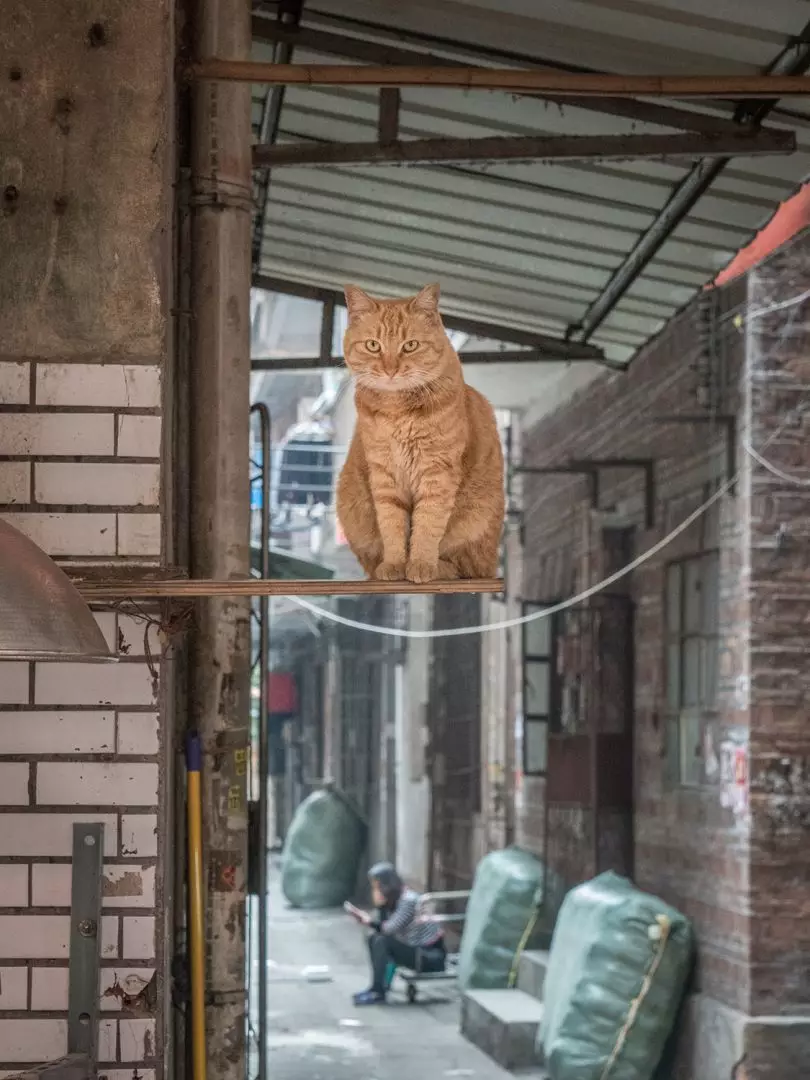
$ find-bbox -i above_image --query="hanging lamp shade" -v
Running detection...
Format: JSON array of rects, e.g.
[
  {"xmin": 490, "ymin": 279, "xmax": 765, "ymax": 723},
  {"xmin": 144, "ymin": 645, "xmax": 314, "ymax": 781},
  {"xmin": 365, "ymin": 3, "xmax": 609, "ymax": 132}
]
[{"xmin": 0, "ymin": 518, "xmax": 113, "ymax": 661}]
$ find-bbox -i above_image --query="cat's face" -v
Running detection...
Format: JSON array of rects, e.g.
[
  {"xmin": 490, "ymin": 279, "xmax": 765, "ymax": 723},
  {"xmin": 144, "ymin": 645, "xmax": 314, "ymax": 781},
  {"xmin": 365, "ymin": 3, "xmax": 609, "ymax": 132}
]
[{"xmin": 342, "ymin": 284, "xmax": 454, "ymax": 392}]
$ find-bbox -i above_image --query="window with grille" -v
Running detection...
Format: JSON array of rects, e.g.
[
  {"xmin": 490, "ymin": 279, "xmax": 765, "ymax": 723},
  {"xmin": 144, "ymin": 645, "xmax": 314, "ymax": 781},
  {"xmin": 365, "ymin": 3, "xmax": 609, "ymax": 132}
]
[
  {"xmin": 665, "ymin": 551, "xmax": 720, "ymax": 786},
  {"xmin": 521, "ymin": 604, "xmax": 558, "ymax": 777}
]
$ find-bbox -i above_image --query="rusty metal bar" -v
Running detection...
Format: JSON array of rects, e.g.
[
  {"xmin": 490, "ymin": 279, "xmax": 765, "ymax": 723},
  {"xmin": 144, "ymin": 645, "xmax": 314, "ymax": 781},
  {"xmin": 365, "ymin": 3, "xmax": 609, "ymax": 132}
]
[
  {"xmin": 253, "ymin": 128, "xmax": 796, "ymax": 168},
  {"xmin": 189, "ymin": 0, "xmax": 253, "ymax": 1068},
  {"xmin": 250, "ymin": 17, "xmax": 750, "ymax": 136},
  {"xmin": 76, "ymin": 578, "xmax": 505, "ymax": 600},
  {"xmin": 190, "ymin": 60, "xmax": 810, "ymax": 97}
]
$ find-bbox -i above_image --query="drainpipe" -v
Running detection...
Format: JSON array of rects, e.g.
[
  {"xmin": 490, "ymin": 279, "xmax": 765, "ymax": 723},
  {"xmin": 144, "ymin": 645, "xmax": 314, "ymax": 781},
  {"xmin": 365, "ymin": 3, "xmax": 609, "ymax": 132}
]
[{"xmin": 188, "ymin": 0, "xmax": 253, "ymax": 1073}]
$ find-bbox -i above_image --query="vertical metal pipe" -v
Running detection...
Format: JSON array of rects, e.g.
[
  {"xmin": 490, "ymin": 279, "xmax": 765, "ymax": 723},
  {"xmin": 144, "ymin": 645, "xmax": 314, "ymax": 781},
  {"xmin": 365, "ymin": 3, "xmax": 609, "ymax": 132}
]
[
  {"xmin": 189, "ymin": 0, "xmax": 252, "ymax": 1072},
  {"xmin": 250, "ymin": 402, "xmax": 271, "ymax": 1080}
]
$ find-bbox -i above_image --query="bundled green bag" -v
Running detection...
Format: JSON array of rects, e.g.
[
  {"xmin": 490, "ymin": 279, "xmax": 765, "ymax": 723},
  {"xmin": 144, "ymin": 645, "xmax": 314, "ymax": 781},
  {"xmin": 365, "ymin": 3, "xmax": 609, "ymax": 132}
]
[
  {"xmin": 458, "ymin": 847, "xmax": 561, "ymax": 990},
  {"xmin": 281, "ymin": 788, "xmax": 365, "ymax": 909},
  {"xmin": 540, "ymin": 872, "xmax": 694, "ymax": 1080}
]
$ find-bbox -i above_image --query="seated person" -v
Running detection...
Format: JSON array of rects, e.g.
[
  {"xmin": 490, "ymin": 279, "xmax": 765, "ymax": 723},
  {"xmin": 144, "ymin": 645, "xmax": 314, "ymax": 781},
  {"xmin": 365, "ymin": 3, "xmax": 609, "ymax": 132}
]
[{"xmin": 348, "ymin": 861, "xmax": 445, "ymax": 1006}]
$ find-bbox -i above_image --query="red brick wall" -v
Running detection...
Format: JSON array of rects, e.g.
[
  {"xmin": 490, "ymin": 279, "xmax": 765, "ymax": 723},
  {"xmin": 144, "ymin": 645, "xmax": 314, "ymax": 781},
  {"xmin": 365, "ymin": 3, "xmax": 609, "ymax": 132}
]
[{"xmin": 517, "ymin": 273, "xmax": 753, "ymax": 1011}]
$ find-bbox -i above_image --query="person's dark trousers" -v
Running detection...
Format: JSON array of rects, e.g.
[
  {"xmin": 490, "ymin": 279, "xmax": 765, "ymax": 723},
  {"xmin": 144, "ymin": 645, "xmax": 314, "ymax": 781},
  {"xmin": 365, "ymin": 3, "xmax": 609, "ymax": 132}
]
[{"xmin": 368, "ymin": 932, "xmax": 445, "ymax": 994}]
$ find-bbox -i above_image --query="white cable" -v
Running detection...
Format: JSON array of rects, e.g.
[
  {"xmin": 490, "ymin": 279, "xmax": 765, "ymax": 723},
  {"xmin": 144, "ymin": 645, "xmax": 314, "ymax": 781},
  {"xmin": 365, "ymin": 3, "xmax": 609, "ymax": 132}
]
[
  {"xmin": 744, "ymin": 440, "xmax": 810, "ymax": 486},
  {"xmin": 287, "ymin": 478, "xmax": 732, "ymax": 639},
  {"xmin": 745, "ymin": 285, "xmax": 810, "ymax": 324}
]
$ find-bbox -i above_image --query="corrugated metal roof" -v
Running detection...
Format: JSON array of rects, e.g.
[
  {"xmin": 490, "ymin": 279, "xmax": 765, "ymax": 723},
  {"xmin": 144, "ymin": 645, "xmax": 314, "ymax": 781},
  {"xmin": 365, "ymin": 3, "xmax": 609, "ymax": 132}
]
[{"xmin": 251, "ymin": 0, "xmax": 810, "ymax": 367}]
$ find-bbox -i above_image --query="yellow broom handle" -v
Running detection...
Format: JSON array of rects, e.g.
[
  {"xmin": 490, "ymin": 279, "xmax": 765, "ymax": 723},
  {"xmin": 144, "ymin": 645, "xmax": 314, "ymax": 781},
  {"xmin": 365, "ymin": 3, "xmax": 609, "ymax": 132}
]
[{"xmin": 186, "ymin": 733, "xmax": 207, "ymax": 1080}]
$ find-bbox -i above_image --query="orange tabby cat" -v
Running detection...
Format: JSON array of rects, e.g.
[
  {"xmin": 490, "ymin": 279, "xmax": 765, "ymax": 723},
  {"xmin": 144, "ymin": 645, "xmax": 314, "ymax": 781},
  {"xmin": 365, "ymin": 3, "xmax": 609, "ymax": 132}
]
[{"xmin": 337, "ymin": 283, "xmax": 504, "ymax": 583}]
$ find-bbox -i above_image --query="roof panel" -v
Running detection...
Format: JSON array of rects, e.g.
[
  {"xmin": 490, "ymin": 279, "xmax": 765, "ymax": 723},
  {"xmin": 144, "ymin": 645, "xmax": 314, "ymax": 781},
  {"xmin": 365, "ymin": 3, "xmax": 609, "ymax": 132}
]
[{"xmin": 253, "ymin": 1, "xmax": 810, "ymax": 367}]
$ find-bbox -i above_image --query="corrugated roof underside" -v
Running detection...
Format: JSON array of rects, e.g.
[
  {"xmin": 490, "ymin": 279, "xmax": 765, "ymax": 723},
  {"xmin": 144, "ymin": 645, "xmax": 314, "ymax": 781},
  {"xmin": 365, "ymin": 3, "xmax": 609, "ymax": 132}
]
[{"xmin": 252, "ymin": 0, "xmax": 810, "ymax": 366}]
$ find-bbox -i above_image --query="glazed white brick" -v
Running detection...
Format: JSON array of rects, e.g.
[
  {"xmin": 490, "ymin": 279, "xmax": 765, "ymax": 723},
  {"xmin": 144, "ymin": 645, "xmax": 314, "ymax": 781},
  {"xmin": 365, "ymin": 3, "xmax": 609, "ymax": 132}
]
[
  {"xmin": 37, "ymin": 762, "xmax": 158, "ymax": 806},
  {"xmin": 104, "ymin": 1072, "xmax": 155, "ymax": 1080},
  {"xmin": 121, "ymin": 815, "xmax": 158, "ymax": 858},
  {"xmin": 0, "ymin": 361, "xmax": 29, "ymax": 405},
  {"xmin": 0, "ymin": 662, "xmax": 30, "ymax": 705},
  {"xmin": 0, "ymin": 966, "xmax": 28, "ymax": 1009},
  {"xmin": 0, "ymin": 711, "xmax": 115, "ymax": 754},
  {"xmin": 0, "ymin": 915, "xmax": 69, "ymax": 958},
  {"xmin": 35, "ymin": 661, "xmax": 156, "ymax": 706},
  {"xmin": 118, "ymin": 712, "xmax": 159, "ymax": 756},
  {"xmin": 0, "ymin": 864, "xmax": 28, "ymax": 907},
  {"xmin": 119, "ymin": 1017, "xmax": 156, "ymax": 1061},
  {"xmin": 117, "ymin": 415, "xmax": 161, "ymax": 458},
  {"xmin": 101, "ymin": 967, "xmax": 156, "ymax": 1009},
  {"xmin": 101, "ymin": 915, "xmax": 119, "ymax": 958},
  {"xmin": 0, "ymin": 414, "xmax": 113, "ymax": 456},
  {"xmin": 1, "ymin": 512, "xmax": 116, "ymax": 556},
  {"xmin": 0, "ymin": 762, "xmax": 30, "ymax": 805},
  {"xmin": 117, "ymin": 513, "xmax": 161, "ymax": 556},
  {"xmin": 123, "ymin": 917, "xmax": 155, "ymax": 959},
  {"xmin": 94, "ymin": 612, "xmax": 117, "ymax": 650},
  {"xmin": 0, "ymin": 462, "xmax": 30, "ymax": 504},
  {"xmin": 35, "ymin": 463, "xmax": 159, "ymax": 506},
  {"xmin": 31, "ymin": 966, "xmax": 69, "ymax": 1011},
  {"xmin": 32, "ymin": 863, "xmax": 155, "ymax": 909},
  {"xmin": 98, "ymin": 1019, "xmax": 118, "ymax": 1063},
  {"xmin": 0, "ymin": 1019, "xmax": 67, "ymax": 1061},
  {"xmin": 0, "ymin": 813, "xmax": 117, "ymax": 857},
  {"xmin": 37, "ymin": 364, "xmax": 160, "ymax": 408},
  {"xmin": 116, "ymin": 615, "xmax": 161, "ymax": 658}
]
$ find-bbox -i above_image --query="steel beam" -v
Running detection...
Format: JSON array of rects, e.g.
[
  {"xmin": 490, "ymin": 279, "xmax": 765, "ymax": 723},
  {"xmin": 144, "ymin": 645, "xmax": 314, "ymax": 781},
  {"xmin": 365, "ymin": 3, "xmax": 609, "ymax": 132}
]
[
  {"xmin": 568, "ymin": 458, "xmax": 656, "ymax": 528},
  {"xmin": 253, "ymin": 129, "xmax": 795, "ymax": 168},
  {"xmin": 189, "ymin": 0, "xmax": 253, "ymax": 1070},
  {"xmin": 250, "ymin": 17, "xmax": 756, "ymax": 137},
  {"xmin": 568, "ymin": 21, "xmax": 810, "ymax": 344},
  {"xmin": 192, "ymin": 60, "xmax": 810, "ymax": 98},
  {"xmin": 68, "ymin": 824, "xmax": 104, "ymax": 1062},
  {"xmin": 251, "ymin": 273, "xmax": 610, "ymax": 363}
]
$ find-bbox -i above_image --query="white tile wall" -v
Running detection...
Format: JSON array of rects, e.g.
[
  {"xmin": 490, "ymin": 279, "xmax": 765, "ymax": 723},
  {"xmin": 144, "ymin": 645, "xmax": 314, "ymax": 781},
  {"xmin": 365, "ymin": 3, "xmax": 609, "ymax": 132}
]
[
  {"xmin": 0, "ymin": 865, "xmax": 28, "ymax": 907},
  {"xmin": 36, "ymin": 364, "xmax": 160, "ymax": 408},
  {"xmin": 0, "ymin": 814, "xmax": 118, "ymax": 857},
  {"xmin": 0, "ymin": 663, "xmax": 30, "ymax": 704},
  {"xmin": 37, "ymin": 762, "xmax": 159, "ymax": 806},
  {"xmin": 117, "ymin": 712, "xmax": 160, "ymax": 756},
  {"xmin": 123, "ymin": 917, "xmax": 156, "ymax": 959},
  {"xmin": 2, "ymin": 513, "xmax": 117, "ymax": 556},
  {"xmin": 35, "ymin": 662, "xmax": 156, "ymax": 706},
  {"xmin": 0, "ymin": 916, "xmax": 70, "ymax": 958},
  {"xmin": 31, "ymin": 967, "xmax": 69, "ymax": 1011},
  {"xmin": 117, "ymin": 513, "xmax": 161, "ymax": 556},
  {"xmin": 0, "ymin": 711, "xmax": 116, "ymax": 754},
  {"xmin": 121, "ymin": 815, "xmax": 158, "ymax": 858},
  {"xmin": 0, "ymin": 762, "xmax": 30, "ymax": 805},
  {"xmin": 31, "ymin": 863, "xmax": 155, "ymax": 909},
  {"xmin": 0, "ymin": 1019, "xmax": 67, "ymax": 1062},
  {"xmin": 0, "ymin": 967, "xmax": 29, "ymax": 1009}
]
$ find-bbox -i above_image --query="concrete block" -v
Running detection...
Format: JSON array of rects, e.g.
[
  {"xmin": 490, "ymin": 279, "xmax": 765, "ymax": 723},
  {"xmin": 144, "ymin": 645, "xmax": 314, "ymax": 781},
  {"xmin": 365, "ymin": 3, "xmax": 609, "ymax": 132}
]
[
  {"xmin": 461, "ymin": 988, "xmax": 544, "ymax": 1071},
  {"xmin": 517, "ymin": 949, "xmax": 550, "ymax": 1001}
]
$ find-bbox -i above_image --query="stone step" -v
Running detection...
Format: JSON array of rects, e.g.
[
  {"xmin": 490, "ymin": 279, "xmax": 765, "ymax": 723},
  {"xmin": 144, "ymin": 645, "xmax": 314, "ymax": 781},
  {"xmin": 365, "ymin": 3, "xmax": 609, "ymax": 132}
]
[
  {"xmin": 461, "ymin": 989, "xmax": 545, "ymax": 1072},
  {"xmin": 516, "ymin": 949, "xmax": 551, "ymax": 1002}
]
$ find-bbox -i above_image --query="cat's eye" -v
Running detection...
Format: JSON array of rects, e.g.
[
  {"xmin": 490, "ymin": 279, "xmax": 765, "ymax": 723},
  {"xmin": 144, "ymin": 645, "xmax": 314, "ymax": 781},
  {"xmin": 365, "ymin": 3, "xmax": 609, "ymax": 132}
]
[
  {"xmin": 365, "ymin": 339, "xmax": 381, "ymax": 353},
  {"xmin": 402, "ymin": 340, "xmax": 420, "ymax": 353}
]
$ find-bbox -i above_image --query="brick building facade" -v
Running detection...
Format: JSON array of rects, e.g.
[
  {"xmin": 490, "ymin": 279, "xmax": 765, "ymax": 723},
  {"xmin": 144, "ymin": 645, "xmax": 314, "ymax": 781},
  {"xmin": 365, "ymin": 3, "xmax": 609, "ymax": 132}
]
[{"xmin": 499, "ymin": 230, "xmax": 810, "ymax": 1078}]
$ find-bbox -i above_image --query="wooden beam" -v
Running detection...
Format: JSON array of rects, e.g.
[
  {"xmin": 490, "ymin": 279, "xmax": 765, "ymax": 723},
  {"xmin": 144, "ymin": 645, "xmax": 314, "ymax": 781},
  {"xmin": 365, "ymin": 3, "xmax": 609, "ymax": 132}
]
[
  {"xmin": 251, "ymin": 348, "xmax": 603, "ymax": 370},
  {"xmin": 254, "ymin": 129, "xmax": 795, "ymax": 168},
  {"xmin": 249, "ymin": 19, "xmax": 759, "ymax": 137},
  {"xmin": 75, "ymin": 577, "xmax": 505, "ymax": 599},
  {"xmin": 191, "ymin": 60, "xmax": 810, "ymax": 98},
  {"xmin": 378, "ymin": 87, "xmax": 400, "ymax": 145}
]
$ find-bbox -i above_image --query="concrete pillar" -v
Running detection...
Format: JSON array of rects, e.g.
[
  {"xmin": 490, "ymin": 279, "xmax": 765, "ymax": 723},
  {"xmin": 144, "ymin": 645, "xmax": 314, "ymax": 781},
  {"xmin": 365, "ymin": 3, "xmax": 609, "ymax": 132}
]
[{"xmin": 187, "ymin": 0, "xmax": 252, "ymax": 1073}]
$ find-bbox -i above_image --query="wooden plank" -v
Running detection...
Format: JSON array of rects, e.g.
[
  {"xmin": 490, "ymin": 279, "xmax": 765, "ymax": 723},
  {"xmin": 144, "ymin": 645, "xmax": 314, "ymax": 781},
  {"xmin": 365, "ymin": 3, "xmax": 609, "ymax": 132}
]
[
  {"xmin": 190, "ymin": 60, "xmax": 810, "ymax": 98},
  {"xmin": 377, "ymin": 87, "xmax": 400, "ymax": 145},
  {"xmin": 253, "ymin": 129, "xmax": 796, "ymax": 168},
  {"xmin": 75, "ymin": 577, "xmax": 505, "ymax": 599}
]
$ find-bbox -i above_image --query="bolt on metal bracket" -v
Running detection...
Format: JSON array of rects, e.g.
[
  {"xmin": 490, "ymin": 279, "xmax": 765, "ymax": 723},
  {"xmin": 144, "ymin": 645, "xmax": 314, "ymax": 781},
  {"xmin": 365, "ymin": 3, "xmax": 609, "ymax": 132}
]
[{"xmin": 68, "ymin": 823, "xmax": 104, "ymax": 1062}]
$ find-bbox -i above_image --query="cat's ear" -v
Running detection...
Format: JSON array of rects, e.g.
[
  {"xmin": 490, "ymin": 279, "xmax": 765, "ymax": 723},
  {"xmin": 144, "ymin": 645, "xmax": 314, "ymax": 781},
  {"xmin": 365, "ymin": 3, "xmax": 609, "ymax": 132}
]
[
  {"xmin": 344, "ymin": 285, "xmax": 378, "ymax": 319},
  {"xmin": 410, "ymin": 283, "xmax": 441, "ymax": 314}
]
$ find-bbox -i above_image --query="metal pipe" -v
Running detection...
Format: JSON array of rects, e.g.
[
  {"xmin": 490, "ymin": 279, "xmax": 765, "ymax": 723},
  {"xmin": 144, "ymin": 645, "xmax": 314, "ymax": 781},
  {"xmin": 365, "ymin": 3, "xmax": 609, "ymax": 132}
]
[
  {"xmin": 188, "ymin": 0, "xmax": 252, "ymax": 1070},
  {"xmin": 250, "ymin": 402, "xmax": 272, "ymax": 1080},
  {"xmin": 186, "ymin": 734, "xmax": 207, "ymax": 1080}
]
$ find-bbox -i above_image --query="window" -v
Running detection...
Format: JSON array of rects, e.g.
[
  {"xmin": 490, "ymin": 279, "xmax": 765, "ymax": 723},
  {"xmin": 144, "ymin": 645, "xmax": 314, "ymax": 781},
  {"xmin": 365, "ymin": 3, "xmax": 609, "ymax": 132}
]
[
  {"xmin": 665, "ymin": 552, "xmax": 719, "ymax": 786},
  {"xmin": 521, "ymin": 604, "xmax": 558, "ymax": 776}
]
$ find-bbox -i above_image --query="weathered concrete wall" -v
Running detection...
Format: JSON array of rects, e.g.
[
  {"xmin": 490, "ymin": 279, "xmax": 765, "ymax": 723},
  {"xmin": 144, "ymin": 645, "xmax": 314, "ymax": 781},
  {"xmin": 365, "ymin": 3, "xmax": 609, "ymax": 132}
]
[{"xmin": 0, "ymin": 1, "xmax": 173, "ymax": 1074}]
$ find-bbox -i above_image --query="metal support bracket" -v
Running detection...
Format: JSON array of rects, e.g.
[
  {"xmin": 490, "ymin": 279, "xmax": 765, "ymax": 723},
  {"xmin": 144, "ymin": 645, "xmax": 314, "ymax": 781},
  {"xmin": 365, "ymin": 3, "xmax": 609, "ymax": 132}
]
[
  {"xmin": 567, "ymin": 458, "xmax": 656, "ymax": 528},
  {"xmin": 651, "ymin": 414, "xmax": 737, "ymax": 494},
  {"xmin": 513, "ymin": 465, "xmax": 601, "ymax": 510},
  {"xmin": 68, "ymin": 823, "xmax": 104, "ymax": 1061}
]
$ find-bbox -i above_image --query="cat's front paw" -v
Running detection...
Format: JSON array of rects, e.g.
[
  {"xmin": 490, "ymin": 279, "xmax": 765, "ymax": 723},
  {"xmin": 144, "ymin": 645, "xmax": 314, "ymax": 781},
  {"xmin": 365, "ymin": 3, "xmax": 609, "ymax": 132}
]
[
  {"xmin": 375, "ymin": 561, "xmax": 406, "ymax": 581},
  {"xmin": 406, "ymin": 559, "xmax": 439, "ymax": 584}
]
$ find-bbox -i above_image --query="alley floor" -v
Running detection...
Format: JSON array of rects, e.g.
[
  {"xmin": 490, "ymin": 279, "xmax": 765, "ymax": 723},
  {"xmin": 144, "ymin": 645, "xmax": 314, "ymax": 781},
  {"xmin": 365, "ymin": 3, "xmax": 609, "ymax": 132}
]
[{"xmin": 249, "ymin": 868, "xmax": 515, "ymax": 1080}]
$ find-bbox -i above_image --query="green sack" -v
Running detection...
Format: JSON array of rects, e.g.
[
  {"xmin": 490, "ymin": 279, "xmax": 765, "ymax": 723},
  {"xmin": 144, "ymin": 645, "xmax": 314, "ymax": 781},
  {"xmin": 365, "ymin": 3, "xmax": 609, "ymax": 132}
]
[
  {"xmin": 458, "ymin": 847, "xmax": 560, "ymax": 990},
  {"xmin": 540, "ymin": 871, "xmax": 694, "ymax": 1080},
  {"xmin": 281, "ymin": 788, "xmax": 365, "ymax": 910}
]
